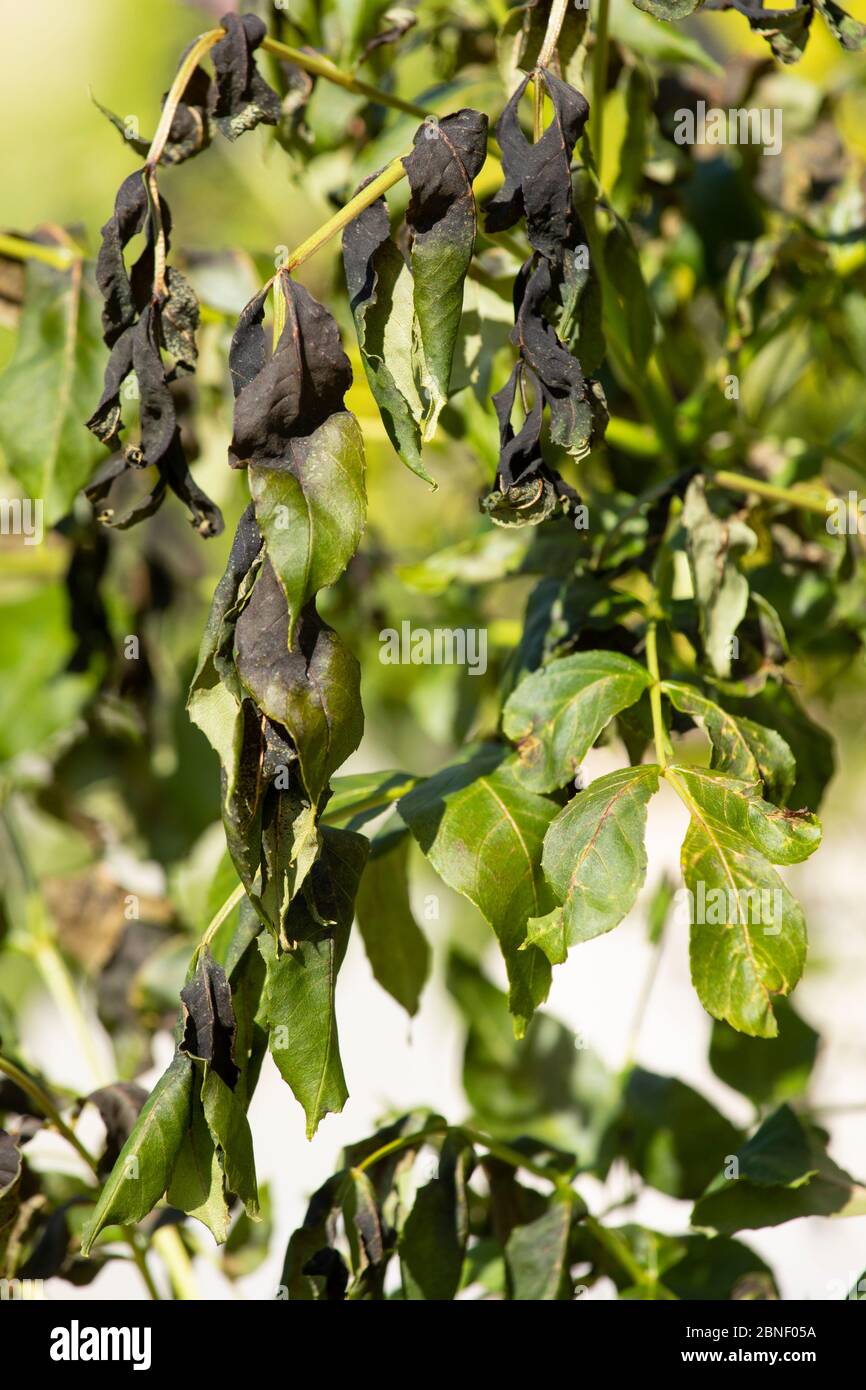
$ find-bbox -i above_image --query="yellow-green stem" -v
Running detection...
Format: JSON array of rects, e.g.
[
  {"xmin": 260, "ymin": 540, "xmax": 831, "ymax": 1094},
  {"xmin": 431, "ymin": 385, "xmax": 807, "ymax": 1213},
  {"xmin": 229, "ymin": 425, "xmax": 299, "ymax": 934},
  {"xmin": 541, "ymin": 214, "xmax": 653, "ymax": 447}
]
[
  {"xmin": 711, "ymin": 469, "xmax": 830, "ymax": 517},
  {"xmin": 146, "ymin": 29, "xmax": 223, "ymax": 169},
  {"xmin": 262, "ymin": 36, "xmax": 427, "ymax": 120},
  {"xmin": 0, "ymin": 232, "xmax": 80, "ymax": 270},
  {"xmin": 197, "ymin": 880, "xmax": 246, "ymax": 957},
  {"xmin": 645, "ymin": 619, "xmax": 667, "ymax": 768},
  {"xmin": 151, "ymin": 1225, "xmax": 200, "ymax": 1300},
  {"xmin": 284, "ymin": 156, "xmax": 408, "ymax": 272},
  {"xmin": 533, "ymin": 0, "xmax": 570, "ymax": 140}
]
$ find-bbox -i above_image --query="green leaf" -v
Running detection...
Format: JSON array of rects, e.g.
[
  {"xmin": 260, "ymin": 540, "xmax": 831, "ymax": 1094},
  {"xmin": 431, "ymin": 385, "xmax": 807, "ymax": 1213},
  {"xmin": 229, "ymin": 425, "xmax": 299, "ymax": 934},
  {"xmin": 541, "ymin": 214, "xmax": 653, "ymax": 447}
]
[
  {"xmin": 200, "ymin": 1068, "xmax": 259, "ymax": 1218},
  {"xmin": 396, "ymin": 527, "xmax": 530, "ymax": 595},
  {"xmin": 615, "ymin": 1067, "xmax": 744, "ymax": 1200},
  {"xmin": 400, "ymin": 746, "xmax": 557, "ymax": 1033},
  {"xmin": 667, "ymin": 764, "xmax": 818, "ymax": 1038},
  {"xmin": 81, "ymin": 1052, "xmax": 192, "ymax": 1253},
  {"xmin": 249, "ymin": 411, "xmax": 366, "ymax": 646},
  {"xmin": 663, "ymin": 680, "xmax": 795, "ymax": 805},
  {"xmin": 718, "ymin": 684, "xmax": 834, "ymax": 813},
  {"xmin": 538, "ymin": 765, "xmax": 659, "ymax": 959},
  {"xmin": 354, "ymin": 815, "xmax": 430, "ymax": 1016},
  {"xmin": 682, "ymin": 477, "xmax": 756, "ymax": 679},
  {"xmin": 324, "ymin": 769, "xmax": 418, "ymax": 828},
  {"xmin": 187, "ymin": 505, "xmax": 262, "ymax": 771},
  {"xmin": 0, "ymin": 258, "xmax": 105, "ymax": 524},
  {"xmin": 692, "ymin": 1106, "xmax": 866, "ymax": 1234},
  {"xmin": 609, "ymin": 0, "xmax": 721, "ymax": 74},
  {"xmin": 258, "ymin": 827, "xmax": 368, "ymax": 1137},
  {"xmin": 670, "ymin": 765, "xmax": 821, "ymax": 865},
  {"xmin": 633, "ymin": 0, "xmax": 703, "ymax": 18},
  {"xmin": 505, "ymin": 1200, "xmax": 572, "ymax": 1300},
  {"xmin": 709, "ymin": 999, "xmax": 819, "ymax": 1107},
  {"xmin": 502, "ymin": 651, "xmax": 652, "ymax": 793},
  {"xmin": 399, "ymin": 1135, "xmax": 472, "ymax": 1300},
  {"xmin": 166, "ymin": 1092, "xmax": 231, "ymax": 1244}
]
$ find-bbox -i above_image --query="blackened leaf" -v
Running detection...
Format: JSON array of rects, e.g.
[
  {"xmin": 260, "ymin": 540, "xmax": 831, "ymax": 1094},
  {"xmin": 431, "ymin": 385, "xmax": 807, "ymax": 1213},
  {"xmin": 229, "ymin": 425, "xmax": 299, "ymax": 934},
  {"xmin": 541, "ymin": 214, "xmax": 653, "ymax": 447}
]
[
  {"xmin": 400, "ymin": 1136, "xmax": 473, "ymax": 1300},
  {"xmin": 228, "ymin": 284, "xmax": 269, "ymax": 397},
  {"xmin": 93, "ymin": 67, "xmax": 213, "ymax": 165},
  {"xmin": 259, "ymin": 827, "xmax": 368, "ymax": 1137},
  {"xmin": 234, "ymin": 562, "xmax": 363, "ymax": 806},
  {"xmin": 167, "ymin": 1090, "xmax": 231, "ymax": 1243},
  {"xmin": 514, "ymin": 260, "xmax": 606, "ymax": 460},
  {"xmin": 486, "ymin": 70, "xmax": 589, "ymax": 260},
  {"xmin": 354, "ymin": 815, "xmax": 430, "ymax": 1016},
  {"xmin": 84, "ymin": 1083, "xmax": 148, "ymax": 1174},
  {"xmin": 210, "ymin": 12, "xmax": 281, "ymax": 140},
  {"xmin": 503, "ymin": 651, "xmax": 652, "ymax": 793},
  {"xmin": 538, "ymin": 765, "xmax": 660, "ymax": 960},
  {"xmin": 342, "ymin": 1168, "xmax": 384, "ymax": 1278},
  {"xmin": 160, "ymin": 267, "xmax": 199, "ymax": 372},
  {"xmin": 187, "ymin": 503, "xmax": 263, "ymax": 769},
  {"xmin": 222, "ymin": 698, "xmax": 266, "ymax": 910},
  {"xmin": 343, "ymin": 194, "xmax": 430, "ymax": 483},
  {"xmin": 85, "ymin": 324, "xmax": 134, "ymax": 446},
  {"xmin": 161, "ymin": 430, "xmax": 224, "ymax": 538},
  {"xmin": 80, "ymin": 1052, "xmax": 192, "ymax": 1253},
  {"xmin": 280, "ymin": 1172, "xmax": 344, "ymax": 1299},
  {"xmin": 692, "ymin": 1106, "xmax": 866, "ymax": 1234},
  {"xmin": 709, "ymin": 1000, "xmax": 819, "ymax": 1107},
  {"xmin": 505, "ymin": 1200, "xmax": 572, "ymax": 1300},
  {"xmin": 230, "ymin": 278, "xmax": 353, "ymax": 471},
  {"xmin": 400, "ymin": 745, "xmax": 555, "ymax": 1034},
  {"xmin": 403, "ymin": 109, "xmax": 488, "ymax": 437},
  {"xmin": 0, "ymin": 257, "xmax": 105, "ymax": 524},
  {"xmin": 94, "ymin": 169, "xmax": 149, "ymax": 343},
  {"xmin": 180, "ymin": 948, "xmax": 240, "ymax": 1090},
  {"xmin": 249, "ymin": 411, "xmax": 366, "ymax": 645}
]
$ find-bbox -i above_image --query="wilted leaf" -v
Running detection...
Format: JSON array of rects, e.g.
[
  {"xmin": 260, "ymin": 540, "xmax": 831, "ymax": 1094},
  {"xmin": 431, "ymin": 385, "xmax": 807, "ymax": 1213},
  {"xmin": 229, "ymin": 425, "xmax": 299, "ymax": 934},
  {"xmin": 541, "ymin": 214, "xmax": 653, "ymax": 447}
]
[{"xmin": 234, "ymin": 561, "xmax": 363, "ymax": 807}]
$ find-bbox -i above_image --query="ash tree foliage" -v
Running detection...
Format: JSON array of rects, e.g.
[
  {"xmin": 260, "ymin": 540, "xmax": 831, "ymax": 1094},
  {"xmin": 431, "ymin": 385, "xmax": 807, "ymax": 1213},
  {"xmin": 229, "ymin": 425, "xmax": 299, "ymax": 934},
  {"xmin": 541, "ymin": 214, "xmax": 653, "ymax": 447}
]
[{"xmin": 0, "ymin": 0, "xmax": 865, "ymax": 1302}]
